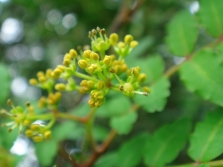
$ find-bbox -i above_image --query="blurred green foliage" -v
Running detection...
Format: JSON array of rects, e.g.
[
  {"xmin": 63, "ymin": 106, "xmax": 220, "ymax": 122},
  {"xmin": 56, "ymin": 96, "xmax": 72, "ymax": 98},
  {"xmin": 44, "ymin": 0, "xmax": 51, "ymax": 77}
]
[{"xmin": 1, "ymin": 0, "xmax": 223, "ymax": 167}]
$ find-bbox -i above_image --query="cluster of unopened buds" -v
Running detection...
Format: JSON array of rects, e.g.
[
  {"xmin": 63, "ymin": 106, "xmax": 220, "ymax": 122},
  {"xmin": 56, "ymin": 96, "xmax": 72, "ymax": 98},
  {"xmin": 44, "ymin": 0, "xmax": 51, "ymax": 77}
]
[
  {"xmin": 1, "ymin": 27, "xmax": 150, "ymax": 142},
  {"xmin": 49, "ymin": 27, "xmax": 150, "ymax": 107},
  {"xmin": 1, "ymin": 100, "xmax": 54, "ymax": 142}
]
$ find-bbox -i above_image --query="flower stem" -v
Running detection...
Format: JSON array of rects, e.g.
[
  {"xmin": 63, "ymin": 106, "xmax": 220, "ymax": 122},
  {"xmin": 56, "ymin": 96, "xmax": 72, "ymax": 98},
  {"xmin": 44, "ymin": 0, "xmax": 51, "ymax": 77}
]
[{"xmin": 74, "ymin": 72, "xmax": 99, "ymax": 82}]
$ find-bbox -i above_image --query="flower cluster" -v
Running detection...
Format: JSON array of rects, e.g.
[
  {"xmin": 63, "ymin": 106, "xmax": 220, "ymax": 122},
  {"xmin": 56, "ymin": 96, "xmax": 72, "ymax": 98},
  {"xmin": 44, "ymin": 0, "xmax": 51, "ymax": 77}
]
[
  {"xmin": 29, "ymin": 27, "xmax": 150, "ymax": 108},
  {"xmin": 1, "ymin": 27, "xmax": 150, "ymax": 143},
  {"xmin": 1, "ymin": 100, "xmax": 54, "ymax": 142}
]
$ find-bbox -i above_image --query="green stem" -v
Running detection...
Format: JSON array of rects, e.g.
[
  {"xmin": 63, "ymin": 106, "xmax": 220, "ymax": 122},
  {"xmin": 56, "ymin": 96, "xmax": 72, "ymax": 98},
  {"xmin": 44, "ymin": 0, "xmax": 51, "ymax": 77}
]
[
  {"xmin": 85, "ymin": 108, "xmax": 97, "ymax": 151},
  {"xmin": 45, "ymin": 117, "xmax": 56, "ymax": 129},
  {"xmin": 111, "ymin": 85, "xmax": 121, "ymax": 92},
  {"xmin": 57, "ymin": 112, "xmax": 87, "ymax": 123},
  {"xmin": 28, "ymin": 113, "xmax": 53, "ymax": 120},
  {"xmin": 74, "ymin": 72, "xmax": 99, "ymax": 82},
  {"xmin": 168, "ymin": 159, "xmax": 223, "ymax": 167},
  {"xmin": 100, "ymin": 50, "xmax": 105, "ymax": 59},
  {"xmin": 97, "ymin": 72, "xmax": 107, "ymax": 81}
]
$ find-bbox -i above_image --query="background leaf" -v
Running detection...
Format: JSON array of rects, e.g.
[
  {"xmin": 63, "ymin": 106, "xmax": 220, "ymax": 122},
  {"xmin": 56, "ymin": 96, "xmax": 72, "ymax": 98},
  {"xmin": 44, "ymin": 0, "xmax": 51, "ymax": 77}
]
[
  {"xmin": 94, "ymin": 152, "xmax": 117, "ymax": 167},
  {"xmin": 166, "ymin": 10, "xmax": 198, "ymax": 56},
  {"xmin": 180, "ymin": 50, "xmax": 223, "ymax": 106},
  {"xmin": 144, "ymin": 119, "xmax": 191, "ymax": 167},
  {"xmin": 188, "ymin": 109, "xmax": 223, "ymax": 162},
  {"xmin": 0, "ymin": 64, "xmax": 11, "ymax": 105},
  {"xmin": 52, "ymin": 121, "xmax": 84, "ymax": 142},
  {"xmin": 96, "ymin": 95, "xmax": 131, "ymax": 118},
  {"xmin": 139, "ymin": 55, "xmax": 164, "ymax": 84},
  {"xmin": 116, "ymin": 132, "xmax": 150, "ymax": 167},
  {"xmin": 35, "ymin": 140, "xmax": 58, "ymax": 166},
  {"xmin": 198, "ymin": 0, "xmax": 223, "ymax": 37},
  {"xmin": 110, "ymin": 112, "xmax": 137, "ymax": 135},
  {"xmin": 134, "ymin": 77, "xmax": 170, "ymax": 112}
]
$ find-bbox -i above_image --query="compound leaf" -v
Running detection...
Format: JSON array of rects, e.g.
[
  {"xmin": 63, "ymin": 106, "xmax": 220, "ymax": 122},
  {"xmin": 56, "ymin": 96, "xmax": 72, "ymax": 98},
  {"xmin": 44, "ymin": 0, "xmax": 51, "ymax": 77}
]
[
  {"xmin": 166, "ymin": 10, "xmax": 198, "ymax": 56},
  {"xmin": 180, "ymin": 50, "xmax": 223, "ymax": 106},
  {"xmin": 188, "ymin": 109, "xmax": 223, "ymax": 162},
  {"xmin": 144, "ymin": 119, "xmax": 191, "ymax": 167}
]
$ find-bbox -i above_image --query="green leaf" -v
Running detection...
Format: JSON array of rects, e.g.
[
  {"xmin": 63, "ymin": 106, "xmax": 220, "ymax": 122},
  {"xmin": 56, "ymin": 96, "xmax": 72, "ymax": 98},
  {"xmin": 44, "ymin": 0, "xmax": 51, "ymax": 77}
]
[
  {"xmin": 35, "ymin": 140, "xmax": 58, "ymax": 166},
  {"xmin": 166, "ymin": 10, "xmax": 198, "ymax": 56},
  {"xmin": 117, "ymin": 132, "xmax": 150, "ymax": 167},
  {"xmin": 0, "ymin": 64, "xmax": 11, "ymax": 105},
  {"xmin": 198, "ymin": 0, "xmax": 223, "ymax": 37},
  {"xmin": 180, "ymin": 50, "xmax": 223, "ymax": 106},
  {"xmin": 188, "ymin": 109, "xmax": 223, "ymax": 162},
  {"xmin": 71, "ymin": 103, "xmax": 91, "ymax": 117},
  {"xmin": 140, "ymin": 55, "xmax": 165, "ymax": 84},
  {"xmin": 96, "ymin": 95, "xmax": 131, "ymax": 118},
  {"xmin": 197, "ymin": 164, "xmax": 210, "ymax": 167},
  {"xmin": 110, "ymin": 112, "xmax": 137, "ymax": 135},
  {"xmin": 144, "ymin": 119, "xmax": 191, "ymax": 167},
  {"xmin": 94, "ymin": 152, "xmax": 117, "ymax": 167},
  {"xmin": 52, "ymin": 121, "xmax": 84, "ymax": 142},
  {"xmin": 0, "ymin": 128, "xmax": 18, "ymax": 150},
  {"xmin": 93, "ymin": 125, "xmax": 109, "ymax": 141},
  {"xmin": 134, "ymin": 77, "xmax": 170, "ymax": 112}
]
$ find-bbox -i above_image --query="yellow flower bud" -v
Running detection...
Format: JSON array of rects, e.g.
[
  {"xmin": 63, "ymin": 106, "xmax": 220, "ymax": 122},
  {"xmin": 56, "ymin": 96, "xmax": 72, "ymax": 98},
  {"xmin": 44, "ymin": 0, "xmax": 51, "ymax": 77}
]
[
  {"xmin": 110, "ymin": 33, "xmax": 119, "ymax": 46},
  {"xmin": 97, "ymin": 81, "xmax": 105, "ymax": 90},
  {"xmin": 30, "ymin": 124, "xmax": 40, "ymax": 131},
  {"xmin": 80, "ymin": 80, "xmax": 88, "ymax": 87},
  {"xmin": 143, "ymin": 86, "xmax": 151, "ymax": 94},
  {"xmin": 23, "ymin": 119, "xmax": 31, "ymax": 126},
  {"xmin": 78, "ymin": 59, "xmax": 88, "ymax": 69},
  {"xmin": 124, "ymin": 35, "xmax": 133, "ymax": 44},
  {"xmin": 95, "ymin": 101, "xmax": 103, "ymax": 107},
  {"xmin": 90, "ymin": 52, "xmax": 100, "ymax": 61},
  {"xmin": 51, "ymin": 69, "xmax": 62, "ymax": 79},
  {"xmin": 25, "ymin": 129, "xmax": 33, "ymax": 138},
  {"xmin": 38, "ymin": 76, "xmax": 46, "ymax": 83},
  {"xmin": 57, "ymin": 65, "xmax": 65, "ymax": 72},
  {"xmin": 38, "ymin": 96, "xmax": 47, "ymax": 108},
  {"xmin": 103, "ymin": 56, "xmax": 112, "ymax": 66},
  {"xmin": 55, "ymin": 83, "xmax": 66, "ymax": 91},
  {"xmin": 130, "ymin": 41, "xmax": 138, "ymax": 48},
  {"xmin": 63, "ymin": 58, "xmax": 70, "ymax": 67},
  {"xmin": 88, "ymin": 99, "xmax": 95, "ymax": 108},
  {"xmin": 54, "ymin": 92, "xmax": 62, "ymax": 101},
  {"xmin": 64, "ymin": 53, "xmax": 71, "ymax": 59},
  {"xmin": 44, "ymin": 130, "xmax": 52, "ymax": 139},
  {"xmin": 33, "ymin": 135, "xmax": 43, "ymax": 142},
  {"xmin": 83, "ymin": 50, "xmax": 91, "ymax": 59},
  {"xmin": 69, "ymin": 49, "xmax": 77, "ymax": 58},
  {"xmin": 29, "ymin": 78, "xmax": 38, "ymax": 85},
  {"xmin": 138, "ymin": 73, "xmax": 147, "ymax": 83},
  {"xmin": 46, "ymin": 69, "xmax": 53, "ymax": 78},
  {"xmin": 37, "ymin": 71, "xmax": 44, "ymax": 78},
  {"xmin": 118, "ymin": 42, "xmax": 125, "ymax": 48}
]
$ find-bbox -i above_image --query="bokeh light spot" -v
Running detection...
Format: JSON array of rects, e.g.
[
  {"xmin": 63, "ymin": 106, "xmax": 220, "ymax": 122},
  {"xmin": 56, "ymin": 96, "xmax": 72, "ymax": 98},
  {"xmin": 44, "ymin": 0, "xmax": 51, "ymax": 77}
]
[
  {"xmin": 0, "ymin": 18, "xmax": 23, "ymax": 44},
  {"xmin": 62, "ymin": 13, "xmax": 77, "ymax": 29}
]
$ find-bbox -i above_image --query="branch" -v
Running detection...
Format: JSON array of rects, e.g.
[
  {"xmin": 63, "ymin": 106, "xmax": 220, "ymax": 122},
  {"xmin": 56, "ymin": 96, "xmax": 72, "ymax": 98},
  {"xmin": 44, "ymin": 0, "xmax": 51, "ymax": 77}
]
[
  {"xmin": 77, "ymin": 130, "xmax": 117, "ymax": 167},
  {"xmin": 109, "ymin": 0, "xmax": 145, "ymax": 33}
]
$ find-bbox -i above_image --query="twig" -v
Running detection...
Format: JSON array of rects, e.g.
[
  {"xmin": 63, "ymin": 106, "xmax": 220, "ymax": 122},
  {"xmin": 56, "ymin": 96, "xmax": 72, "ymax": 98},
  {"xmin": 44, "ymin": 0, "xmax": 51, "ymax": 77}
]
[{"xmin": 109, "ymin": 0, "xmax": 145, "ymax": 33}]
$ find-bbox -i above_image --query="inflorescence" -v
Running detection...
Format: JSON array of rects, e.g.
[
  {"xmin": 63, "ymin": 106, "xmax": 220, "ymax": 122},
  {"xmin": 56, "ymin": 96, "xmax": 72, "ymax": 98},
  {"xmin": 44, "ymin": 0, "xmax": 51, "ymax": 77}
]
[{"xmin": 1, "ymin": 27, "xmax": 150, "ymax": 142}]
